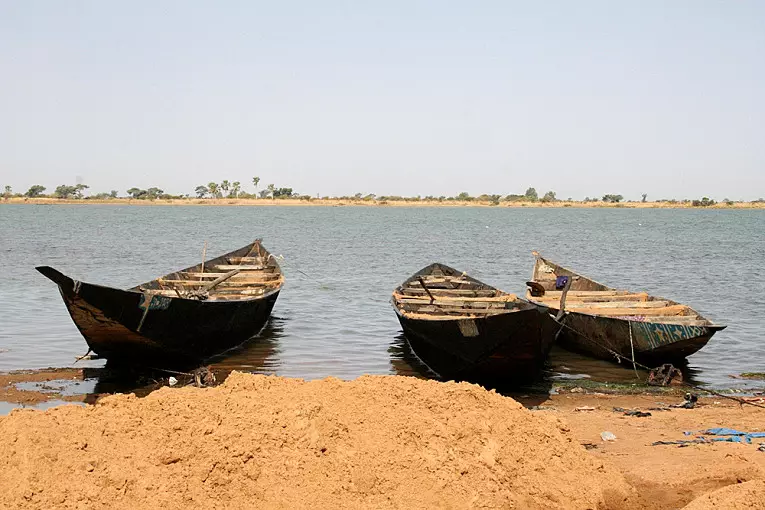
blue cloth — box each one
[683,428,765,444]
[555,276,569,290]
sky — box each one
[1,1,763,200]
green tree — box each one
[258,189,270,199]
[524,187,538,201]
[54,185,77,198]
[146,187,164,199]
[127,187,147,199]
[229,181,241,198]
[692,197,715,207]
[73,184,89,198]
[208,182,221,198]
[641,193,648,203]
[195,185,209,198]
[109,190,118,198]
[541,191,557,203]
[25,185,46,197]
[272,187,294,198]
[456,191,472,201]
[220,180,230,196]
[266,183,275,198]
[3,185,11,199]
[602,194,624,203]
[252,176,260,196]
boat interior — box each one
[136,240,284,301]
[527,254,712,325]
[393,263,531,320]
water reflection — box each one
[388,333,437,380]
[388,329,704,391]
[76,318,287,403]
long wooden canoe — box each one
[392,263,555,384]
[526,252,725,364]
[37,240,283,367]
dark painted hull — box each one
[396,307,555,384]
[554,311,725,363]
[39,267,279,367]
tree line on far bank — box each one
[3,182,763,207]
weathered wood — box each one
[36,239,284,366]
[569,305,688,317]
[201,269,241,292]
[541,290,631,297]
[393,293,516,304]
[211,264,270,271]
[402,288,498,297]
[180,271,278,278]
[227,256,265,264]
[149,288,268,298]
[533,293,649,303]
[417,276,436,302]
[158,279,275,287]
[528,253,725,363]
[400,304,509,313]
[562,300,671,309]
[401,310,507,320]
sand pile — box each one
[682,480,765,509]
[0,373,636,509]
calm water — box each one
[1,204,763,389]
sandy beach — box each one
[2,370,764,509]
[4,197,765,209]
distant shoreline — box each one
[3,197,765,209]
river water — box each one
[0,204,762,389]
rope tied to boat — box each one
[551,312,765,410]
[628,321,639,379]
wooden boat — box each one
[526,252,725,364]
[392,263,556,384]
[36,240,283,366]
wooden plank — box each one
[563,300,670,309]
[158,278,278,286]
[569,305,688,317]
[393,293,516,303]
[180,272,278,278]
[540,290,630,297]
[401,304,509,313]
[401,311,505,320]
[146,289,270,298]
[402,288,498,297]
[410,277,473,285]
[532,293,649,303]
[227,256,265,264]
[211,264,270,271]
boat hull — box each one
[554,311,725,363]
[40,267,279,367]
[396,307,555,385]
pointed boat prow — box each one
[36,266,74,287]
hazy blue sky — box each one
[1,1,763,200]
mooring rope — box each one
[552,313,765,410]
[628,321,639,379]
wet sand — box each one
[2,370,764,509]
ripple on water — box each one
[1,204,763,388]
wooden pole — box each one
[417,276,436,303]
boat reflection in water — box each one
[79,316,287,404]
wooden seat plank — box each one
[394,293,516,304]
[568,305,688,317]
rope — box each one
[629,321,639,379]
[552,313,765,410]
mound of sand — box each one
[0,373,636,509]
[682,480,765,509]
